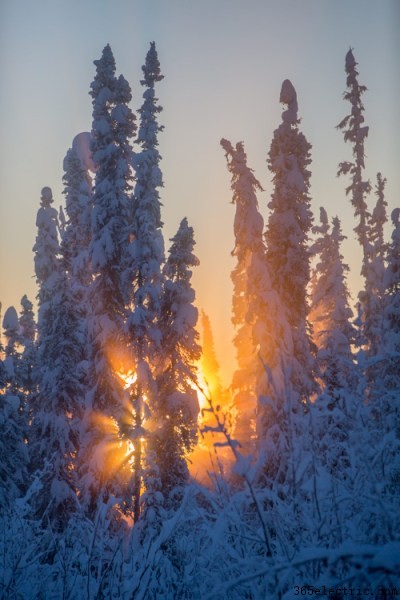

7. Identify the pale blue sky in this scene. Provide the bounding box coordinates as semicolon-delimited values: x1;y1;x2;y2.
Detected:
1;0;399;382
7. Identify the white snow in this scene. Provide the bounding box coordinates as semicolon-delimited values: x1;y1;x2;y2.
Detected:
72;132;96;172
2;306;19;332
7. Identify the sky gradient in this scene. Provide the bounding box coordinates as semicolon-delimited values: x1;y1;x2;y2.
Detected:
0;0;399;384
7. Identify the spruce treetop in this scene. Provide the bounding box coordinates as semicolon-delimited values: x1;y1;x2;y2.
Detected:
165;217;200;280
34;187;60;289
141;42;164;88
136;42;164;160
40;186;53;208
220;138;264;203
338;48;369;159
280;79;298;125
342;49;368;153
91;44;116;101
89;44;135;273
62;147;92;234
266;79;313;322
19;295;35;342
2;306;19;342
131;41;165;278
220;138;264;261
337;48;371;256
314;206;329;235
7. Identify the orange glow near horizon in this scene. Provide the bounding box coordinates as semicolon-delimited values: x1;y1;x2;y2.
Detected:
187;360;234;485
103;339;236;489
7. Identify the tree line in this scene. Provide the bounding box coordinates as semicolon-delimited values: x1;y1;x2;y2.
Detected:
0;44;399;598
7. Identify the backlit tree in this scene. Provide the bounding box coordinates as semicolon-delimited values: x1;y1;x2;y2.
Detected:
362;173;388;358
155;218;201;507
78;45;136;517
1;306;29;506
220;138;264;454
337;49;371;262
310;208;356;394
309;209;358;478
18;295;37;398
265;79;316;404
127;42;165;524
29;187;84;530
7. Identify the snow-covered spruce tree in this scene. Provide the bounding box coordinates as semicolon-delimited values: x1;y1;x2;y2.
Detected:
220;138;264;454
32;187;60;345
361;173;388;359
358;208;400;544
265;79;316;403
29;186;60;461
2;306;22;395
19;295;35;340
60;145;93;459
18;295;37;398
337;49;371;259
61;144;93;290
28;187;85;531
29;187;59;472
127;42;165;526
368;173;388;293
382;208;400;367
0;306;29;506
248;241;297;489
310;208;357;394
155;218;201;508
29;277;87;531
337;48;374;353
382;207;400;413
229;186;306;496
309;208;358;479
78;44;136;518
374;208;400;449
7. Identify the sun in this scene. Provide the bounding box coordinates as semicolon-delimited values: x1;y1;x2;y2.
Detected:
186;361;234;484
106;350;235;486
87;412;134;486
